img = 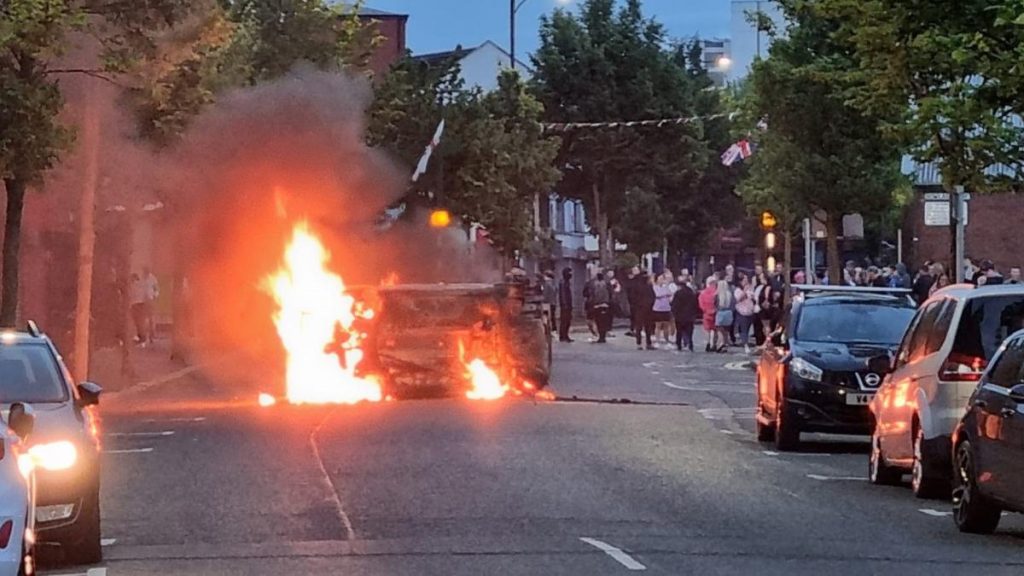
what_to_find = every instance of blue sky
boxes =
[364,0,732,57]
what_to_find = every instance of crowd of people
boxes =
[555,263,788,354]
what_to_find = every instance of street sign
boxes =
[923,192,949,201]
[924,201,950,226]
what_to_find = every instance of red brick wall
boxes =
[909,191,1024,271]
[362,15,407,75]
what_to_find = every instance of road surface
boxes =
[40,332,1024,575]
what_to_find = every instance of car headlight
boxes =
[790,357,824,382]
[26,441,78,471]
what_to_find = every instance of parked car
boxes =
[756,286,917,451]
[869,284,1024,498]
[0,404,38,576]
[950,329,1024,534]
[0,324,102,564]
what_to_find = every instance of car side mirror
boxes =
[8,403,35,439]
[1009,383,1024,403]
[867,354,892,375]
[76,381,102,407]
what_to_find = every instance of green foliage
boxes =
[739,0,902,281]
[531,0,725,260]
[367,60,561,255]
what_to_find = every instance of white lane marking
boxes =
[101,538,117,546]
[664,382,750,393]
[763,450,831,457]
[106,431,174,438]
[50,568,107,576]
[580,537,647,571]
[105,448,154,454]
[919,508,952,517]
[641,362,659,368]
[725,361,756,370]
[650,371,660,375]
[310,410,356,540]
[720,429,736,435]
[807,474,867,481]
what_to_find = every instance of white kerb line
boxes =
[580,537,647,571]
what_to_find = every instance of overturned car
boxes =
[359,282,551,398]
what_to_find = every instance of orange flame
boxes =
[465,358,508,400]
[265,222,382,405]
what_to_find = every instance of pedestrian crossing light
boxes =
[765,232,777,250]
[761,211,777,230]
[429,209,451,228]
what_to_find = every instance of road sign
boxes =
[924,201,950,226]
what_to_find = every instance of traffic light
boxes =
[429,209,451,228]
[761,211,777,230]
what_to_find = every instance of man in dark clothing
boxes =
[671,277,699,351]
[558,268,574,342]
[867,266,888,287]
[624,266,643,338]
[911,264,933,305]
[590,274,612,343]
[979,260,1004,285]
[633,273,656,350]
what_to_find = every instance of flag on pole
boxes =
[411,119,445,182]
[721,139,753,167]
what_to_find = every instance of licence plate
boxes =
[846,393,875,406]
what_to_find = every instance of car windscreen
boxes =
[381,294,497,328]
[951,296,1024,360]
[795,302,917,345]
[0,343,68,403]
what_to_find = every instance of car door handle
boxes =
[1001,407,1017,418]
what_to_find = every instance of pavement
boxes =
[39,330,1024,575]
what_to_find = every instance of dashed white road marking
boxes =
[720,429,736,435]
[105,448,154,454]
[580,537,647,571]
[51,569,107,576]
[106,431,174,438]
[725,361,756,371]
[919,508,952,517]
[143,417,206,423]
[650,370,660,375]
[807,474,867,481]
[101,538,117,546]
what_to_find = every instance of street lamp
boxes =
[511,0,571,70]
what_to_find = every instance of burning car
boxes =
[364,282,552,399]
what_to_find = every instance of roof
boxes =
[413,40,533,71]
[329,2,408,18]
[928,283,1024,302]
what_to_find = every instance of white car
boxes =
[0,403,38,576]
[869,284,1024,498]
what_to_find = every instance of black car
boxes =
[951,329,1024,534]
[0,324,102,563]
[756,287,917,451]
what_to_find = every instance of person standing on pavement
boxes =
[911,264,933,305]
[582,267,600,341]
[651,273,675,349]
[607,269,627,336]
[142,266,160,344]
[699,276,718,352]
[625,266,642,338]
[590,273,612,343]
[714,280,735,353]
[734,274,756,354]
[634,273,656,350]
[558,268,574,343]
[671,275,698,352]
[130,273,149,345]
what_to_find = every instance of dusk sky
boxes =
[364,1,733,57]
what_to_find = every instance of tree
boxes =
[0,0,209,326]
[818,0,1024,271]
[740,0,902,283]
[531,0,711,265]
[367,59,561,255]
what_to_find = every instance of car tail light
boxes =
[940,353,986,382]
[0,520,13,549]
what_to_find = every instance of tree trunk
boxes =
[825,211,842,285]
[783,223,793,308]
[1,178,27,327]
[74,88,100,381]
[592,181,610,266]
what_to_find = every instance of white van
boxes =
[868,284,1024,498]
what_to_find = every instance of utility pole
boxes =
[953,185,967,283]
[510,0,518,70]
[74,82,100,381]
[803,218,813,282]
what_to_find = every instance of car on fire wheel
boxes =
[952,440,1002,534]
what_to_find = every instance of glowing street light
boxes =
[715,56,733,71]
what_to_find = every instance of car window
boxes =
[908,302,943,361]
[986,338,1024,388]
[951,296,1024,361]
[0,342,69,403]
[895,307,924,368]
[924,299,955,354]
[794,301,916,344]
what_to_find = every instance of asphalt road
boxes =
[40,331,1024,575]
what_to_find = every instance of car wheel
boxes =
[63,488,102,565]
[912,426,949,500]
[774,391,800,451]
[952,440,1002,534]
[869,427,902,486]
